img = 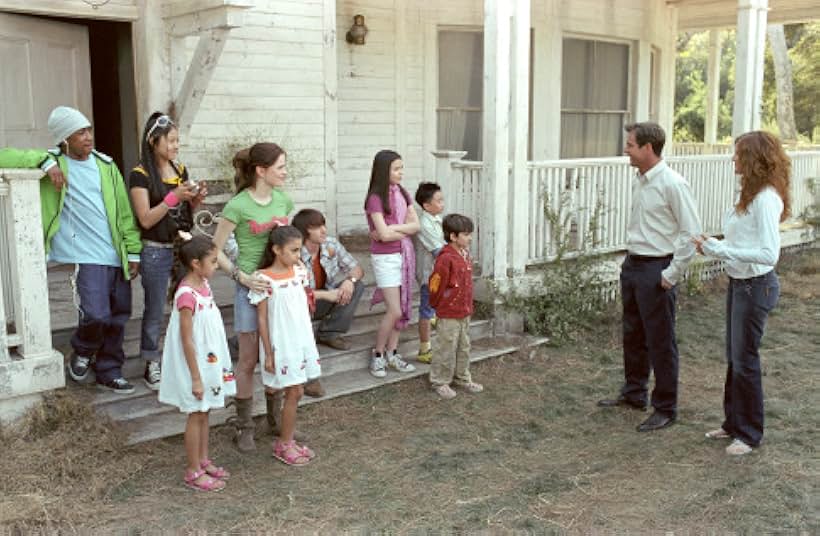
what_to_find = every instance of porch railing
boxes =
[0,169,64,404]
[433,150,820,273]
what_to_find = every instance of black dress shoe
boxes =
[597,396,647,411]
[637,411,675,432]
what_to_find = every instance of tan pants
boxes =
[430,316,472,387]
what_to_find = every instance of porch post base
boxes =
[0,349,65,423]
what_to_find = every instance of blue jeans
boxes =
[419,283,436,320]
[71,264,132,383]
[722,271,779,446]
[139,246,174,361]
[619,255,679,417]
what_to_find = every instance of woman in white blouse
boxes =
[693,131,791,456]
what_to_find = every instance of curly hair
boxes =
[734,131,791,222]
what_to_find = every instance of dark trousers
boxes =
[620,256,679,417]
[71,264,132,383]
[722,272,779,446]
[314,280,365,339]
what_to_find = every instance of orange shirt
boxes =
[311,254,326,290]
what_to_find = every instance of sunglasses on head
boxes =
[146,115,175,141]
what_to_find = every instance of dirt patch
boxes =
[2,250,817,532]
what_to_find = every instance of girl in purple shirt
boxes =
[364,150,420,378]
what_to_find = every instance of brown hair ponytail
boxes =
[232,142,286,192]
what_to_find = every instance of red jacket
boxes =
[428,244,473,319]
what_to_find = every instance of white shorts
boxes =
[371,253,402,288]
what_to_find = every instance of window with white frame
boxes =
[560,38,630,158]
[437,30,483,160]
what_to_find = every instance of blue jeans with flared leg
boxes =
[722,271,779,447]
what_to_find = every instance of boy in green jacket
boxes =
[0,106,142,393]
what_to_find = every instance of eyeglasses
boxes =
[146,115,175,141]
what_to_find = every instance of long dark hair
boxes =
[257,225,303,270]
[167,236,216,304]
[734,131,791,222]
[233,142,286,193]
[363,149,410,216]
[139,111,181,201]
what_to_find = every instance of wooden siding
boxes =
[179,0,329,215]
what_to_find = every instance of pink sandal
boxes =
[201,458,230,479]
[272,440,312,466]
[184,469,226,492]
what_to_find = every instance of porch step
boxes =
[88,316,492,417]
[116,335,548,445]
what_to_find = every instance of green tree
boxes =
[675,22,820,143]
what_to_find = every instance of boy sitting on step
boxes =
[413,182,446,364]
[427,214,483,399]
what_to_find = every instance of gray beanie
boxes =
[47,106,91,145]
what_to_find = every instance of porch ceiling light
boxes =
[346,14,368,45]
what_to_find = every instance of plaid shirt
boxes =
[300,236,359,290]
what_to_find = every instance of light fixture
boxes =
[346,14,368,45]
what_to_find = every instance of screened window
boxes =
[437,30,483,160]
[560,38,630,158]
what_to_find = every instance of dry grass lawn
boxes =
[1,249,817,533]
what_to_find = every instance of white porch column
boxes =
[509,0,531,274]
[322,0,338,235]
[705,30,722,144]
[732,0,768,138]
[482,0,511,278]
[0,169,64,421]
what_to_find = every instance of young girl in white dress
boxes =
[249,225,321,466]
[159,236,236,490]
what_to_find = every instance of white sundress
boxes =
[248,265,322,389]
[158,281,237,413]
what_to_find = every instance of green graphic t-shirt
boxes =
[221,188,294,273]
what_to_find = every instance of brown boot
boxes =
[266,390,308,442]
[304,379,326,398]
[233,397,256,452]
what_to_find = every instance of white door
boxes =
[0,12,92,148]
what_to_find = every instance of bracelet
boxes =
[163,191,180,208]
[230,266,242,282]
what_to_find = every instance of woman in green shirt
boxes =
[213,142,293,453]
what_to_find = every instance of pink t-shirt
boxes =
[366,192,409,254]
[175,283,212,314]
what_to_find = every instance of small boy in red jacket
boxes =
[427,214,484,399]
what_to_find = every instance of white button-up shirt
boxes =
[627,160,702,284]
[702,186,782,279]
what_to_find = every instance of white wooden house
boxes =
[1,0,819,420]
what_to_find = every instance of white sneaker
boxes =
[726,439,753,456]
[435,384,457,399]
[144,361,161,391]
[370,354,387,378]
[387,352,416,373]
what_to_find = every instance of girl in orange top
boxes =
[248,226,320,465]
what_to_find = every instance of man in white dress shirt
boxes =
[598,122,702,432]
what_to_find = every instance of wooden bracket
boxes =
[163,0,252,135]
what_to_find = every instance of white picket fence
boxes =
[435,151,820,271]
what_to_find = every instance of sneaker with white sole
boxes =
[435,384,457,399]
[370,354,387,378]
[705,427,730,439]
[726,439,753,456]
[144,361,161,391]
[68,354,92,382]
[458,381,484,394]
[97,377,136,394]
[387,352,416,373]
